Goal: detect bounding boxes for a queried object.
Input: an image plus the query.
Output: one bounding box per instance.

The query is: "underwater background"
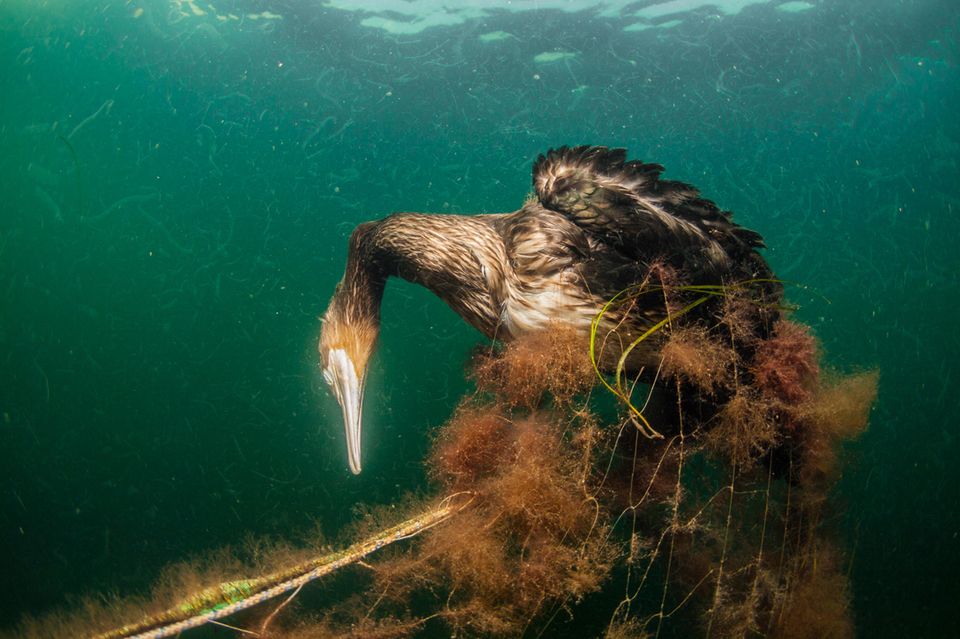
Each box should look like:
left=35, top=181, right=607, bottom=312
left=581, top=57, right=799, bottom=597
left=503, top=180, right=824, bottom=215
left=0, top=0, right=957, bottom=636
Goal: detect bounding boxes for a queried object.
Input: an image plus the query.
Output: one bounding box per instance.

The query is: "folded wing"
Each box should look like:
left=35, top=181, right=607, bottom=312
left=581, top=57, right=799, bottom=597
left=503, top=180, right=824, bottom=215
left=532, top=145, right=765, bottom=280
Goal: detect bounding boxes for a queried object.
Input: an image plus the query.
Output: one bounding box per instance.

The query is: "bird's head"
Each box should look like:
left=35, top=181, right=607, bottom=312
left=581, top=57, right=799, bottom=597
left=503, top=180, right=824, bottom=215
left=319, top=296, right=379, bottom=475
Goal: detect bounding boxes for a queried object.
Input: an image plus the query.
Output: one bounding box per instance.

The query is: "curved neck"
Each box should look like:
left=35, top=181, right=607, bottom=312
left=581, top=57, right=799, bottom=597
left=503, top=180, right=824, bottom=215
left=346, top=213, right=506, bottom=337
left=335, top=222, right=387, bottom=327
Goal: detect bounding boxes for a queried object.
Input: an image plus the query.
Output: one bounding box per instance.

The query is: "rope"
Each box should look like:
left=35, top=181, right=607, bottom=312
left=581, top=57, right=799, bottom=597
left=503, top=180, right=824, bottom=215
left=92, top=493, right=472, bottom=639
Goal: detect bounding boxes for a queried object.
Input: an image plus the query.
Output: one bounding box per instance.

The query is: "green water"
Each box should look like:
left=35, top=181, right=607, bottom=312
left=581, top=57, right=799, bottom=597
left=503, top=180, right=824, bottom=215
left=1, top=0, right=957, bottom=636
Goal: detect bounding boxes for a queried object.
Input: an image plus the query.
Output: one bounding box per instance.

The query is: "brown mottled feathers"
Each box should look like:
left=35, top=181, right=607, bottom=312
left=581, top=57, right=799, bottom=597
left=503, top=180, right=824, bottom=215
left=334, top=146, right=776, bottom=346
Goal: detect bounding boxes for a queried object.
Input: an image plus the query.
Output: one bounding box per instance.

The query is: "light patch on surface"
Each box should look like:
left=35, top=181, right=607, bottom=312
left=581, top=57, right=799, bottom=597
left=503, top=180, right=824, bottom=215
left=658, top=19, right=684, bottom=28
left=634, top=0, right=764, bottom=19
left=169, top=1, right=282, bottom=22
left=165, top=1, right=823, bottom=34
left=479, top=30, right=513, bottom=42
left=360, top=12, right=470, bottom=34
left=320, top=0, right=789, bottom=34
left=777, top=1, right=815, bottom=12
left=325, top=0, right=487, bottom=34
left=186, top=0, right=206, bottom=16
left=246, top=11, right=283, bottom=20
left=624, top=17, right=689, bottom=31
left=534, top=51, right=579, bottom=64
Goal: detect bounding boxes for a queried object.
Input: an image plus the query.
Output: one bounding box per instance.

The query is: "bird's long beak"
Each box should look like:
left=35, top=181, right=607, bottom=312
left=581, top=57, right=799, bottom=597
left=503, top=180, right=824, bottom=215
left=323, top=348, right=365, bottom=474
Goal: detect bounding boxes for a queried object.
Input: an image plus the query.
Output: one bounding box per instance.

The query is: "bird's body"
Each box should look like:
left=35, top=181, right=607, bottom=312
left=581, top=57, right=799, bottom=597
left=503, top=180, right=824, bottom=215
left=320, top=146, right=780, bottom=473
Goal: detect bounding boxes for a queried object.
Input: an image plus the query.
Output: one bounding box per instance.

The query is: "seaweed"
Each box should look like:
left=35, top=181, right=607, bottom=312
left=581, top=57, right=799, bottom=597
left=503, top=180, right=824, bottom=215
left=4, top=272, right=877, bottom=639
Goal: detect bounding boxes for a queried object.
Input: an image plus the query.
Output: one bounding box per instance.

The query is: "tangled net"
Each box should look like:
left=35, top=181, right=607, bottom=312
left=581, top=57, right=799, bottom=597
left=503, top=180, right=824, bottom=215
left=5, top=271, right=877, bottom=639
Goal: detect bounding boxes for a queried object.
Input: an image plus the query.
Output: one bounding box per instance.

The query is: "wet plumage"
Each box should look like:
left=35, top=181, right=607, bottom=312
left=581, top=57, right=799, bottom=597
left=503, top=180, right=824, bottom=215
left=319, top=146, right=779, bottom=473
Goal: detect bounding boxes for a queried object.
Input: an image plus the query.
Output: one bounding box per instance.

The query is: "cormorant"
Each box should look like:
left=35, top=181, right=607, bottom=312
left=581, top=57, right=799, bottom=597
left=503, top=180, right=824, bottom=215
left=319, top=146, right=777, bottom=474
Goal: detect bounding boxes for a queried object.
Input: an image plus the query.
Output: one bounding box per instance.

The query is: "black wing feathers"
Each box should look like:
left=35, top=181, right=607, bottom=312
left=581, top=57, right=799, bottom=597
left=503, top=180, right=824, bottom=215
left=532, top=146, right=766, bottom=279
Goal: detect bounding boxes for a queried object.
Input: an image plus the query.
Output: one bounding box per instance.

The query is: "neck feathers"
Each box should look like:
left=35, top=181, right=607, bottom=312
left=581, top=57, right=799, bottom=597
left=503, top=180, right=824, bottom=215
left=334, top=222, right=387, bottom=324
left=320, top=223, right=385, bottom=373
left=349, top=213, right=507, bottom=337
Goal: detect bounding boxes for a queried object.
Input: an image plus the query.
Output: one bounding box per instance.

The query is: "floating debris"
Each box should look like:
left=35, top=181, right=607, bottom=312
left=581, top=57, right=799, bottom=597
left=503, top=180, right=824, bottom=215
left=533, top=50, right=579, bottom=64
left=478, top=30, right=513, bottom=43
